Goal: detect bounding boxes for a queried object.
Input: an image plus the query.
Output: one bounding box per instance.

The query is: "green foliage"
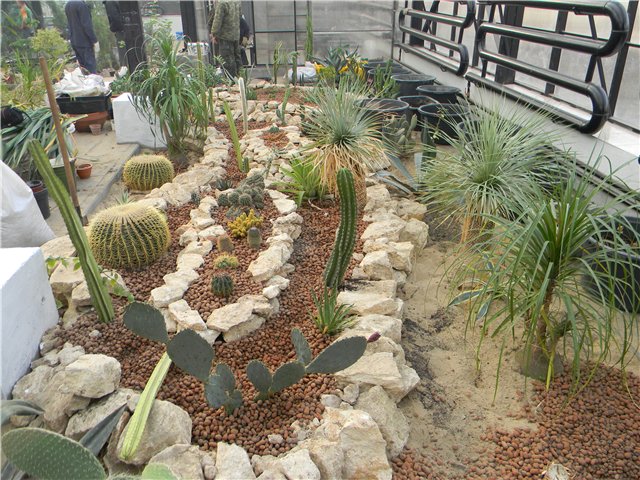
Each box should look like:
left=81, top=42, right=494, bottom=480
left=88, top=203, right=171, bottom=270
left=276, top=86, right=291, bottom=126
left=222, top=99, right=247, bottom=172
left=166, top=330, right=214, bottom=381
left=311, top=288, right=355, bottom=335
left=92, top=4, right=118, bottom=71
left=0, top=400, right=43, bottom=426
left=289, top=51, right=299, bottom=86
left=305, top=334, right=367, bottom=374
left=304, top=12, right=313, bottom=62
left=272, top=41, right=285, bottom=84
left=228, top=210, right=263, bottom=238
left=246, top=87, right=257, bottom=101
left=276, top=156, right=326, bottom=206
left=122, top=154, right=174, bottom=191
left=323, top=169, right=357, bottom=290
left=237, top=77, right=249, bottom=134
left=247, top=360, right=305, bottom=400
left=214, top=254, right=239, bottom=269
left=375, top=146, right=429, bottom=195
left=370, top=61, right=400, bottom=98
left=190, top=191, right=201, bottom=206
left=218, top=174, right=265, bottom=219
left=291, top=328, right=312, bottom=365
left=381, top=114, right=419, bottom=160
left=216, top=234, right=235, bottom=253
left=124, top=302, right=170, bottom=344
left=109, top=75, right=131, bottom=96
left=205, top=364, right=243, bottom=414
left=451, top=157, right=640, bottom=391
left=30, top=27, right=68, bottom=60
left=420, top=100, right=563, bottom=243
left=247, top=226, right=262, bottom=249
left=29, top=140, right=114, bottom=323
left=211, top=275, right=234, bottom=298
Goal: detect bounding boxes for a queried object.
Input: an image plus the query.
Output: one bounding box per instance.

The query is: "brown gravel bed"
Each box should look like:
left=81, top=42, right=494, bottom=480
left=465, top=366, right=640, bottom=479
left=262, top=129, right=289, bottom=149
left=392, top=448, right=449, bottom=480
left=255, top=87, right=316, bottom=106
left=183, top=196, right=277, bottom=319
left=119, top=204, right=193, bottom=301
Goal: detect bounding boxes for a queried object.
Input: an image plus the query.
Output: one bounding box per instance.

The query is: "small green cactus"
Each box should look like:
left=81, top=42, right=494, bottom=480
left=205, top=364, right=243, bottom=414
left=122, top=154, right=174, bottom=191
left=211, top=275, right=234, bottom=298
left=214, top=254, right=239, bottom=269
left=247, top=227, right=262, bottom=249
left=220, top=174, right=266, bottom=219
left=88, top=203, right=171, bottom=270
left=247, top=360, right=305, bottom=400
left=216, top=234, right=235, bottom=253
left=238, top=193, right=253, bottom=206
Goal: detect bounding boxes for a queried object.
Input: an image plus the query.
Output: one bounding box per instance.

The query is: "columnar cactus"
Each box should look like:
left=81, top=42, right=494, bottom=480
left=211, top=275, right=234, bottom=298
left=323, top=168, right=357, bottom=289
left=88, top=203, right=171, bottom=270
left=247, top=226, right=262, bottom=249
left=122, top=154, right=174, bottom=191
left=216, top=234, right=235, bottom=253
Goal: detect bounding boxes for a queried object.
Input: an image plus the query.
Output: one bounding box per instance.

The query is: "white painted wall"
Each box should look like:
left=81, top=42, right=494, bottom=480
left=0, top=248, right=59, bottom=399
left=112, top=93, right=167, bottom=149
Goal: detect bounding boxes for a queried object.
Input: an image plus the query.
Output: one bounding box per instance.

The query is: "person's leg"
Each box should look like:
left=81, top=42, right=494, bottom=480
left=74, top=46, right=97, bottom=74
left=218, top=40, right=236, bottom=78
left=233, top=41, right=242, bottom=74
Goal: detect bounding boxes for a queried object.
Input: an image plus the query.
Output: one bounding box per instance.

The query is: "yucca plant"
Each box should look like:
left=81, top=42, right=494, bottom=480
left=303, top=78, right=387, bottom=207
left=451, top=156, right=640, bottom=393
left=420, top=99, right=564, bottom=243
left=310, top=288, right=355, bottom=335
left=129, top=29, right=208, bottom=157
left=276, top=156, right=327, bottom=206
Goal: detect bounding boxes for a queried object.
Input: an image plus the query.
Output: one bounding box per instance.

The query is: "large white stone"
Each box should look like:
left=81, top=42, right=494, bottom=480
left=248, top=244, right=292, bottom=283
left=150, top=284, right=185, bottom=308
left=355, top=386, right=409, bottom=458
left=337, top=280, right=398, bottom=316
left=177, top=253, right=205, bottom=271
left=168, top=300, right=206, bottom=331
left=181, top=240, right=213, bottom=257
left=361, top=215, right=406, bottom=243
left=70, top=271, right=128, bottom=308
left=49, top=259, right=85, bottom=299
left=207, top=302, right=265, bottom=342
left=163, top=269, right=199, bottom=291
left=198, top=225, right=226, bottom=241
left=272, top=198, right=297, bottom=215
left=148, top=444, right=205, bottom=480
left=62, top=354, right=121, bottom=398
left=396, top=198, right=427, bottom=220
left=215, top=442, right=256, bottom=480
left=400, top=218, right=429, bottom=249
left=279, top=449, right=321, bottom=480
left=349, top=315, right=403, bottom=343
left=360, top=251, right=395, bottom=280
left=364, top=184, right=392, bottom=213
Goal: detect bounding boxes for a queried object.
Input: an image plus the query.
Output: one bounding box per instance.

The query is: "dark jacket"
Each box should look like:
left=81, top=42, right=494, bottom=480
left=210, top=0, right=241, bottom=42
left=103, top=1, right=123, bottom=33
left=65, top=0, right=97, bottom=48
left=240, top=16, right=251, bottom=41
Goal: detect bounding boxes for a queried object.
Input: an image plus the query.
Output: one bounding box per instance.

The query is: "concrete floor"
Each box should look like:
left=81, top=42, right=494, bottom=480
left=45, top=126, right=139, bottom=236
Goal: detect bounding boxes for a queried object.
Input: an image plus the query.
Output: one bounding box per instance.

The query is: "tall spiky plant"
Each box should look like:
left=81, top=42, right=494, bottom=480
left=302, top=78, right=386, bottom=207
left=420, top=98, right=564, bottom=243
left=304, top=10, right=313, bottom=62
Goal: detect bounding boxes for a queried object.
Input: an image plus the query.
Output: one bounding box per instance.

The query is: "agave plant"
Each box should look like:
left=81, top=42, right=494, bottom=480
left=420, top=99, right=564, bottom=243
left=451, top=156, right=640, bottom=392
left=303, top=78, right=387, bottom=207
left=275, top=156, right=327, bottom=206
left=310, top=288, right=355, bottom=335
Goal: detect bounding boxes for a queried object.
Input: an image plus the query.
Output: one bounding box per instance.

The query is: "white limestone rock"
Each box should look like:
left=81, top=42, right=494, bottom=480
left=248, top=244, right=292, bottom=283
left=150, top=284, right=185, bottom=308
left=400, top=218, right=429, bottom=250
left=148, top=444, right=205, bottom=480
left=361, top=215, right=406, bottom=243
left=360, top=250, right=395, bottom=280
left=163, top=269, right=199, bottom=291
left=337, top=280, right=398, bottom=316
left=62, top=354, right=121, bottom=398
left=198, top=224, right=226, bottom=241
left=396, top=198, right=427, bottom=220
left=279, top=449, right=321, bottom=480
left=66, top=389, right=134, bottom=440
left=215, top=442, right=256, bottom=480
left=168, top=300, right=206, bottom=331
left=176, top=253, right=204, bottom=271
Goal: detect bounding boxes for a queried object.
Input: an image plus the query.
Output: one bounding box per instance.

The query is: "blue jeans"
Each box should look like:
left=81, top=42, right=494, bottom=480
left=73, top=46, right=97, bottom=74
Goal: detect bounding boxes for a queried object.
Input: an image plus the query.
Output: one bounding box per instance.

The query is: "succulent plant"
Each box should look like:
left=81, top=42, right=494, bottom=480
left=268, top=125, right=281, bottom=134
left=88, top=203, right=171, bottom=270
left=381, top=114, right=420, bottom=160
left=211, top=275, right=234, bottom=298
left=247, top=226, right=262, bottom=249
left=218, top=174, right=265, bottom=219
left=216, top=234, right=235, bottom=253
left=215, top=178, right=233, bottom=191
left=122, top=154, right=174, bottom=191
left=247, top=360, right=305, bottom=400
left=214, top=254, right=239, bottom=269
left=205, top=363, right=243, bottom=414
left=276, top=87, right=291, bottom=126
left=323, top=168, right=357, bottom=289
left=292, top=328, right=367, bottom=373
left=228, top=210, right=264, bottom=238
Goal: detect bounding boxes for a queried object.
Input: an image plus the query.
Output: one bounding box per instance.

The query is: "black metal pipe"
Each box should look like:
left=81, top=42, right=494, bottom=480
left=398, top=25, right=469, bottom=75
left=401, top=2, right=476, bottom=29
left=399, top=43, right=469, bottom=76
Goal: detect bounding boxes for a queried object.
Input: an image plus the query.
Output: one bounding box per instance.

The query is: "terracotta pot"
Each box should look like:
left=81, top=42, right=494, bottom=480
left=76, top=163, right=92, bottom=179
left=74, top=111, right=109, bottom=133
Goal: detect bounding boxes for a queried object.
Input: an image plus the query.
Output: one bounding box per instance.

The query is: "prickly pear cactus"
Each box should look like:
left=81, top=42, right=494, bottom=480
left=246, top=226, right=262, bottom=249
left=216, top=234, right=235, bottom=253
left=246, top=360, right=305, bottom=400
left=88, top=203, right=171, bottom=270
left=205, top=364, right=243, bottom=414
left=214, top=254, right=239, bottom=269
left=211, top=275, right=234, bottom=298
left=122, top=154, right=174, bottom=191
left=228, top=210, right=263, bottom=238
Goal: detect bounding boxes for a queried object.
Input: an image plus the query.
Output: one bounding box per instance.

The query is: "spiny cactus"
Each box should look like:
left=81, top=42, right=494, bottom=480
left=205, top=364, right=243, bottom=414
left=214, top=254, right=239, bottom=269
left=291, top=327, right=367, bottom=373
left=216, top=234, right=235, bottom=253
left=323, top=168, right=357, bottom=289
left=28, top=140, right=114, bottom=323
left=122, top=154, right=174, bottom=191
left=191, top=191, right=201, bottom=206
left=215, top=178, right=233, bottom=191
left=276, top=86, right=291, bottom=126
left=247, top=226, right=262, bottom=249
left=228, top=210, right=263, bottom=238
left=218, top=174, right=265, bottom=219
left=88, top=203, right=171, bottom=270
left=247, top=360, right=305, bottom=400
left=211, top=275, right=234, bottom=298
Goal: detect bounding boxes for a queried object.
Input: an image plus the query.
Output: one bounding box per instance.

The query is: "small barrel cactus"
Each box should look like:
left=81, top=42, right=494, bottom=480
left=247, top=227, right=262, bottom=249
left=211, top=275, right=234, bottom=298
left=214, top=254, right=239, bottom=269
left=122, top=154, right=174, bottom=191
left=228, top=210, right=263, bottom=238
left=216, top=234, right=234, bottom=253
left=88, top=203, right=170, bottom=270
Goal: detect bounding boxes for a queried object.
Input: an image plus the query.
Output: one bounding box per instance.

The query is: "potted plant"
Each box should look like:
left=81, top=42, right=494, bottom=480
left=26, top=179, right=50, bottom=219
left=76, top=163, right=93, bottom=179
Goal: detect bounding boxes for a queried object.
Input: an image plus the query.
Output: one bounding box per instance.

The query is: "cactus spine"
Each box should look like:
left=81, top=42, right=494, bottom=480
left=228, top=209, right=263, bottom=238
left=247, top=227, right=262, bottom=249
left=88, top=204, right=170, bottom=270
left=28, top=140, right=114, bottom=323
left=122, top=154, right=174, bottom=191
left=216, top=234, right=235, bottom=253
left=323, top=168, right=357, bottom=290
left=211, top=275, right=234, bottom=298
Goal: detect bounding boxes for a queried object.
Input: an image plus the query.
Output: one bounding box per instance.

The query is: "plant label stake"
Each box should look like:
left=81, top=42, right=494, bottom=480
left=38, top=56, right=85, bottom=224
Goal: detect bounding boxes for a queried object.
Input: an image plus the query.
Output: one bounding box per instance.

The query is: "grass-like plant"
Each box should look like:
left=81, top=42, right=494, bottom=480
left=303, top=78, right=386, bottom=207
left=451, top=156, right=640, bottom=392
left=276, top=156, right=327, bottom=206
left=311, top=288, right=355, bottom=335
left=222, top=100, right=248, bottom=173
left=129, top=29, right=208, bottom=157
left=420, top=99, right=564, bottom=243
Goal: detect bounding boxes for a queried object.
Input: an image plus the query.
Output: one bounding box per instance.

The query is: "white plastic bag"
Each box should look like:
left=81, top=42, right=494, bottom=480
left=54, top=68, right=108, bottom=98
left=289, top=65, right=316, bottom=83
left=1, top=163, right=55, bottom=248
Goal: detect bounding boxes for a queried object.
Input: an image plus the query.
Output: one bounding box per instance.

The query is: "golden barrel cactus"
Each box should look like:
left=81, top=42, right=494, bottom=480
left=122, top=154, right=174, bottom=191
left=88, top=203, right=171, bottom=270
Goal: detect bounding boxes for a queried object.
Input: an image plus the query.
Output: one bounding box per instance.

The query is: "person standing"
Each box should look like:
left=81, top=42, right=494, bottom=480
left=65, top=0, right=98, bottom=74
left=210, top=0, right=242, bottom=78
left=240, top=14, right=252, bottom=67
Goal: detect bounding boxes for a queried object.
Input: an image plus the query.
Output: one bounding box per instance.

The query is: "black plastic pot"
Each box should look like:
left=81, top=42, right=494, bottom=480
left=33, top=187, right=50, bottom=219
left=416, top=85, right=462, bottom=104
left=363, top=60, right=404, bottom=72
left=398, top=95, right=439, bottom=128
left=584, top=216, right=640, bottom=313
left=392, top=74, right=436, bottom=97
left=418, top=102, right=467, bottom=145
left=366, top=66, right=412, bottom=83
left=358, top=98, right=409, bottom=120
